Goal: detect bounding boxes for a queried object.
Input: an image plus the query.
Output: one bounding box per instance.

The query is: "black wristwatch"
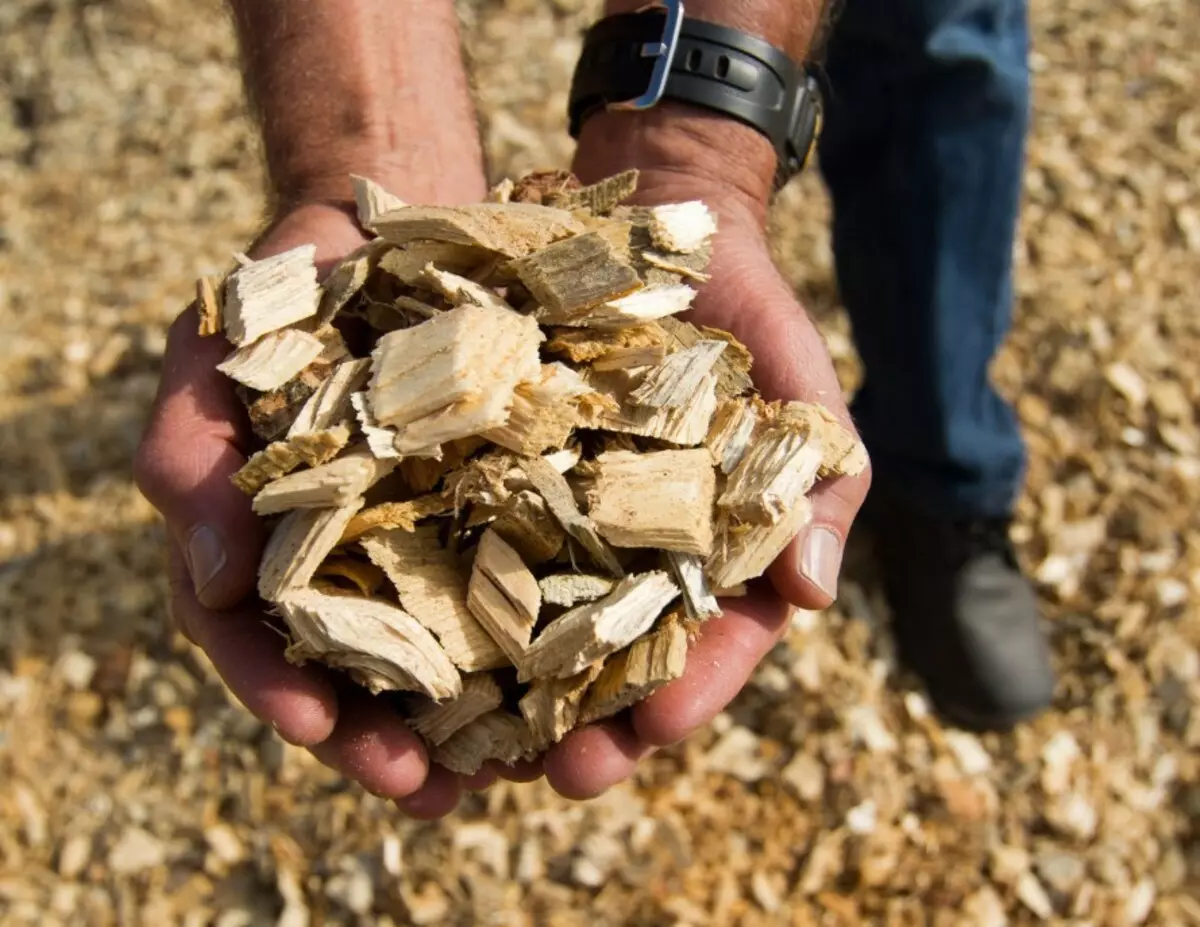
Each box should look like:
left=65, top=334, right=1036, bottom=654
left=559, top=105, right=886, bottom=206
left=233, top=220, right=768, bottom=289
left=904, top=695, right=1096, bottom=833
left=568, top=0, right=823, bottom=190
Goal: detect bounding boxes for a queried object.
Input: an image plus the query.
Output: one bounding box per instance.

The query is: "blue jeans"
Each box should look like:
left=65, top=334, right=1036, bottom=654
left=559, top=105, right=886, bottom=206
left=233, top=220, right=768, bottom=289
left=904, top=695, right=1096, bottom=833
left=818, top=0, right=1030, bottom=518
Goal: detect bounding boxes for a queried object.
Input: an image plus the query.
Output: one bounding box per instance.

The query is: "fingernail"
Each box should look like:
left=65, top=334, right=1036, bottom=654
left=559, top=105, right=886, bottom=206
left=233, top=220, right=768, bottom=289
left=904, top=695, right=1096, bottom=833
left=185, top=525, right=226, bottom=598
left=800, top=526, right=843, bottom=599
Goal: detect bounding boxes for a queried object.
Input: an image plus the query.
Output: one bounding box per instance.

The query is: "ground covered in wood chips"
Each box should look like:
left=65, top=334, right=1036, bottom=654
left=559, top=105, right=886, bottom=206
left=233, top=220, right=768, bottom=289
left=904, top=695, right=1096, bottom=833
left=0, top=0, right=1196, bottom=923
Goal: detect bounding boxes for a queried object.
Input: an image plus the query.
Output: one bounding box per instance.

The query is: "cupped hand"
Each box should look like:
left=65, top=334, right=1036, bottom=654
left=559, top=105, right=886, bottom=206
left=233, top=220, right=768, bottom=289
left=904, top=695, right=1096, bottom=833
left=135, top=203, right=468, bottom=817
left=539, top=111, right=872, bottom=799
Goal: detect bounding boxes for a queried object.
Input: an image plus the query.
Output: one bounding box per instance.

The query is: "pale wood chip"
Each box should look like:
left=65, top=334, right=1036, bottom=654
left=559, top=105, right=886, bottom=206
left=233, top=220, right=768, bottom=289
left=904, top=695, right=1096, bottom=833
left=245, top=360, right=338, bottom=443
left=417, top=264, right=514, bottom=313
left=705, top=397, right=763, bottom=474
left=444, top=450, right=524, bottom=510
left=665, top=551, right=722, bottom=622
left=523, top=455, right=624, bottom=577
left=431, top=711, right=535, bottom=775
left=360, top=526, right=508, bottom=673
left=370, top=202, right=584, bottom=258
left=588, top=449, right=717, bottom=556
left=586, top=367, right=719, bottom=447
left=648, top=202, right=717, bottom=254
left=660, top=318, right=754, bottom=397
left=277, top=588, right=460, bottom=700
left=480, top=363, right=591, bottom=456
left=369, top=302, right=543, bottom=453
left=706, top=495, right=815, bottom=589
left=407, top=674, right=504, bottom=745
left=258, top=498, right=365, bottom=602
left=222, top=244, right=320, bottom=346
left=466, top=529, right=542, bottom=667
left=231, top=425, right=352, bottom=496
left=555, top=284, right=696, bottom=330
left=520, top=664, right=603, bottom=749
left=578, top=618, right=688, bottom=725
left=487, top=178, right=515, bottom=204
left=351, top=175, right=407, bottom=228
left=640, top=251, right=712, bottom=283
left=591, top=341, right=668, bottom=371
left=630, top=341, right=727, bottom=409
left=350, top=391, right=402, bottom=460
left=545, top=322, right=668, bottom=365
left=196, top=274, right=224, bottom=336
left=491, top=491, right=566, bottom=564
left=217, top=329, right=325, bottom=392
left=378, top=242, right=487, bottom=284
left=519, top=571, right=679, bottom=682
left=252, top=449, right=397, bottom=515
left=340, top=495, right=453, bottom=543
left=316, top=239, right=390, bottom=325
left=287, top=359, right=371, bottom=439
left=512, top=232, right=644, bottom=321
left=538, top=573, right=616, bottom=609
left=776, top=401, right=870, bottom=478
left=718, top=426, right=824, bottom=525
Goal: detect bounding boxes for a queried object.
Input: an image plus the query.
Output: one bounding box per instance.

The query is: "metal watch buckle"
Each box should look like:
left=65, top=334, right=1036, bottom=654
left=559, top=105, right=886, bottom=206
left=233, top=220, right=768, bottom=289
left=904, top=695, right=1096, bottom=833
left=606, top=0, right=686, bottom=113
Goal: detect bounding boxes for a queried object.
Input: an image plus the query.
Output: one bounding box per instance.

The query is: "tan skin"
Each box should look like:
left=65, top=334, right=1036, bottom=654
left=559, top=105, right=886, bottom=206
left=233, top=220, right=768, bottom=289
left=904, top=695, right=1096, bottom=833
left=134, top=0, right=869, bottom=818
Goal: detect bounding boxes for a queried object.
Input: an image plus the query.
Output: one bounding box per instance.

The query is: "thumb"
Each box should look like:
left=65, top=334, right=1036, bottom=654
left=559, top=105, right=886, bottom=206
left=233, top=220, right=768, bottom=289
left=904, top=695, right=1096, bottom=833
left=134, top=307, right=265, bottom=609
left=691, top=239, right=872, bottom=610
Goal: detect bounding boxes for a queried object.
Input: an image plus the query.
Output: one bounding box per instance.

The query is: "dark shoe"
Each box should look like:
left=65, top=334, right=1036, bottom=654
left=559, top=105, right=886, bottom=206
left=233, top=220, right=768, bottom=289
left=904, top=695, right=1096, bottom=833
left=860, top=495, right=1056, bottom=731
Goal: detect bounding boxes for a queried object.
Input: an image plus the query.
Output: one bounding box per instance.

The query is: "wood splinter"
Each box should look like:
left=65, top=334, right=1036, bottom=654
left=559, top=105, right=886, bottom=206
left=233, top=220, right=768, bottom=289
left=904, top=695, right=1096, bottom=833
left=406, top=673, right=503, bottom=745
left=579, top=617, right=688, bottom=725
left=467, top=529, right=542, bottom=667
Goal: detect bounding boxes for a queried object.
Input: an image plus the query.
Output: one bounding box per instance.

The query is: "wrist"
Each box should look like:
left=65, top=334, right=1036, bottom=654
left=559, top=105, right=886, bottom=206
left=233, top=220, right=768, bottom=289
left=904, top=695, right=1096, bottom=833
left=572, top=102, right=777, bottom=227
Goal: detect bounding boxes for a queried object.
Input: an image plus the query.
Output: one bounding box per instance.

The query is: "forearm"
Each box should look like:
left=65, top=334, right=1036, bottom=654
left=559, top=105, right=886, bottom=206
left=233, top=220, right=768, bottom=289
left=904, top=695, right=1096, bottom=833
left=574, top=0, right=829, bottom=217
left=230, top=0, right=487, bottom=210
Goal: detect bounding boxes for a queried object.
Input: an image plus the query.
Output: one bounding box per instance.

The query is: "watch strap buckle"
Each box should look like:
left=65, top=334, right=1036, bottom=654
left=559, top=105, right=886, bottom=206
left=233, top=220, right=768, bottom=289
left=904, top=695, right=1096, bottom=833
left=605, top=0, right=686, bottom=113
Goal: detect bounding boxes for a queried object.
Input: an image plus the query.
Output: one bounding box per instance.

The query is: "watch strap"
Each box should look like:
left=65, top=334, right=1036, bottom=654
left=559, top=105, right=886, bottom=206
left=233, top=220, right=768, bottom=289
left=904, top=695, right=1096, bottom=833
left=569, top=10, right=822, bottom=188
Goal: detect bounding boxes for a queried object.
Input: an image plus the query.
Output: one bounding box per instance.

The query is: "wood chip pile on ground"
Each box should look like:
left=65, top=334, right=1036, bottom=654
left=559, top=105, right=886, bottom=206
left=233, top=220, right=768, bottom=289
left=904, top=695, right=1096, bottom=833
left=205, top=171, right=866, bottom=773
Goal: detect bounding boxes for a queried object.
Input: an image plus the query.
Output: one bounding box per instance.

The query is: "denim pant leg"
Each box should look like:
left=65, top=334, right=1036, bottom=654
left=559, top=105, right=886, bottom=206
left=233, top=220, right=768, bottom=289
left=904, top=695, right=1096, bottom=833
left=818, top=0, right=1030, bottom=518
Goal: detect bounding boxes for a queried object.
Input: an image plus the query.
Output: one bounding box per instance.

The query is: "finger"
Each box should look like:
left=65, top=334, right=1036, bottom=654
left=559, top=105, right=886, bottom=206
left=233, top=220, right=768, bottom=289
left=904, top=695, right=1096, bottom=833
left=632, top=585, right=791, bottom=747
left=168, top=544, right=338, bottom=746
left=396, top=764, right=463, bottom=820
left=308, top=688, right=430, bottom=799
left=492, top=756, right=545, bottom=784
left=690, top=241, right=871, bottom=609
left=543, top=717, right=652, bottom=800
left=134, top=308, right=263, bottom=610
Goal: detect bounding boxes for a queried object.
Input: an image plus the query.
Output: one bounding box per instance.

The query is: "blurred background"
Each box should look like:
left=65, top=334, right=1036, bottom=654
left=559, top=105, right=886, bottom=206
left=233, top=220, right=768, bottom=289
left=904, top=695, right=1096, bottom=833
left=0, top=0, right=1197, bottom=923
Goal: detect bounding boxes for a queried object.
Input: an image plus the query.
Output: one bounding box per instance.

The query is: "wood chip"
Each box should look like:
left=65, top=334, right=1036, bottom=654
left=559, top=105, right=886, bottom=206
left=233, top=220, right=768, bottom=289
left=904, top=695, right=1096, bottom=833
left=665, top=551, right=722, bottom=622
left=221, top=244, right=320, bottom=346
left=519, top=571, right=679, bottom=682
left=660, top=319, right=754, bottom=397
left=466, top=529, right=542, bottom=667
left=312, top=556, right=386, bottom=597
left=520, top=665, right=603, bottom=748
left=258, top=498, right=365, bottom=602
left=591, top=341, right=668, bottom=371
left=360, top=526, right=507, bottom=673
left=510, top=169, right=581, bottom=205
left=588, top=449, right=716, bottom=556
left=398, top=437, right=486, bottom=494
left=579, top=617, right=688, bottom=725
left=480, top=363, right=591, bottom=456
left=523, top=455, right=624, bottom=577
left=196, top=274, right=223, bottom=336
left=491, top=491, right=566, bottom=564
left=287, top=359, right=371, bottom=438
left=538, top=573, right=616, bottom=609
left=369, top=302, right=543, bottom=454
left=351, top=174, right=407, bottom=228
left=549, top=169, right=639, bottom=214
left=706, top=397, right=763, bottom=474
left=216, top=329, right=325, bottom=392
left=277, top=588, right=460, bottom=699
left=706, top=495, right=815, bottom=589
left=431, top=711, right=534, bottom=775
left=545, top=322, right=668, bottom=365
left=630, top=341, right=727, bottom=409
left=586, top=367, right=719, bottom=447
left=316, top=240, right=389, bottom=326
left=512, top=232, right=643, bottom=321
left=718, top=426, right=824, bottom=525
left=776, top=401, right=870, bottom=479
left=340, top=495, right=453, bottom=543
left=231, top=425, right=352, bottom=496
left=377, top=242, right=486, bottom=284
left=648, top=202, right=718, bottom=254
left=350, top=391, right=401, bottom=459
left=252, top=449, right=397, bottom=515
left=417, top=264, right=514, bottom=313
left=555, top=284, right=695, bottom=330
left=640, top=250, right=712, bottom=283
left=370, top=203, right=584, bottom=258
left=407, top=674, right=504, bottom=745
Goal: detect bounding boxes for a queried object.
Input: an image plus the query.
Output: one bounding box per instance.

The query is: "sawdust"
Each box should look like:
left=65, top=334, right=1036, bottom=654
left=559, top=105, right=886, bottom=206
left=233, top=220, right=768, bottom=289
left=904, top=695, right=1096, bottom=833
left=0, top=0, right=1196, bottom=924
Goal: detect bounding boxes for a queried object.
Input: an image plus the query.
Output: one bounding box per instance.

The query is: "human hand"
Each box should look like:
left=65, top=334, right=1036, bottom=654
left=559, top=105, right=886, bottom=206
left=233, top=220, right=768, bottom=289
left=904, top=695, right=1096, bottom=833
left=135, top=202, right=511, bottom=818
left=536, top=106, right=873, bottom=799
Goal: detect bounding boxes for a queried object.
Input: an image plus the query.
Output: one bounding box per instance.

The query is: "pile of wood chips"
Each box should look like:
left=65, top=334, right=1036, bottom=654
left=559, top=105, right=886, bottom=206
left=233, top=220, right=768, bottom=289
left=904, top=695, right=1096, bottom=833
left=200, top=169, right=867, bottom=775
